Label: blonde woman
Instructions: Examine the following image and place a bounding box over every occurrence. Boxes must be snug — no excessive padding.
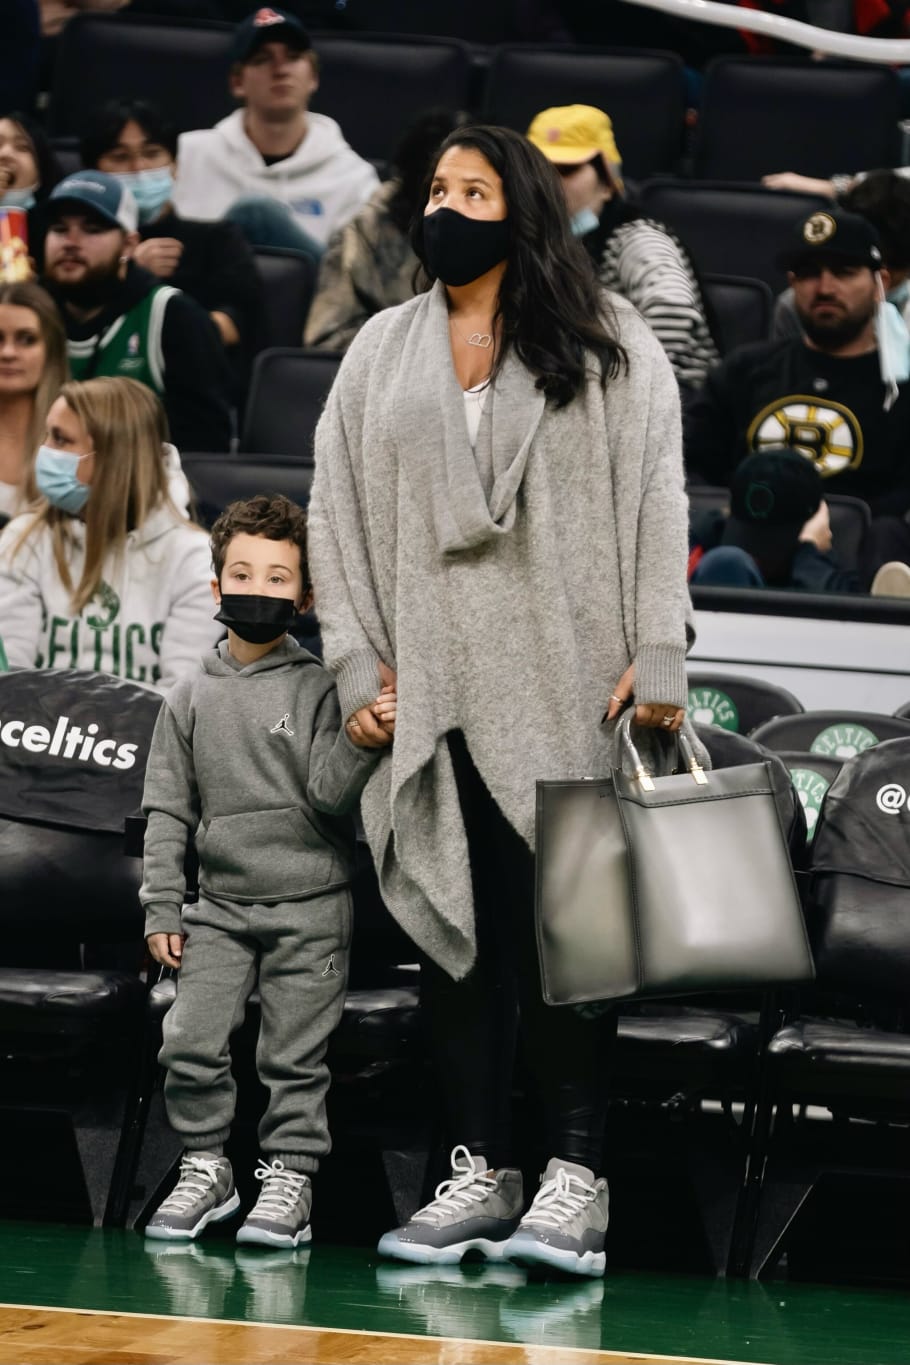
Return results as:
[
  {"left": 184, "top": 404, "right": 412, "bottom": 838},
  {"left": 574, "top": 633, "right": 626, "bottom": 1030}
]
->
[
  {"left": 0, "top": 281, "right": 68, "bottom": 522},
  {"left": 0, "top": 376, "right": 219, "bottom": 690}
]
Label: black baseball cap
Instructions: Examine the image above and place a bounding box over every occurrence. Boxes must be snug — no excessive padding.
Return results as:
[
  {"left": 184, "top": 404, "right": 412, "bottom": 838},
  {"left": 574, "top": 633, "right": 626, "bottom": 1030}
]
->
[
  {"left": 230, "top": 7, "right": 311, "bottom": 64},
  {"left": 722, "top": 449, "right": 823, "bottom": 572},
  {"left": 778, "top": 208, "right": 883, "bottom": 273}
]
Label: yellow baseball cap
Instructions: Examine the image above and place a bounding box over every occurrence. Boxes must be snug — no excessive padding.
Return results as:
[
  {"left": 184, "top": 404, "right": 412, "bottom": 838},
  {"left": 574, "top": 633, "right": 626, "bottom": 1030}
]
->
[{"left": 527, "top": 104, "right": 623, "bottom": 188}]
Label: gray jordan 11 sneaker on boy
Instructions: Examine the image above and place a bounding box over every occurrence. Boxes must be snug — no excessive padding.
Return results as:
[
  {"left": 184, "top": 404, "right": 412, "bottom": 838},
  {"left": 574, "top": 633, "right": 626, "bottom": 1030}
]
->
[
  {"left": 236, "top": 1159, "right": 313, "bottom": 1248},
  {"left": 503, "top": 1158, "right": 609, "bottom": 1277},
  {"left": 144, "top": 1153, "right": 240, "bottom": 1241},
  {"left": 377, "top": 1145, "right": 524, "bottom": 1265}
]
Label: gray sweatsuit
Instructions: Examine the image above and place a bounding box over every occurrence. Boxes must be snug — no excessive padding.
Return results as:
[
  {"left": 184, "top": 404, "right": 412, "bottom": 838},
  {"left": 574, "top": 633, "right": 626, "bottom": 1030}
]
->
[{"left": 140, "top": 636, "right": 381, "bottom": 1172}]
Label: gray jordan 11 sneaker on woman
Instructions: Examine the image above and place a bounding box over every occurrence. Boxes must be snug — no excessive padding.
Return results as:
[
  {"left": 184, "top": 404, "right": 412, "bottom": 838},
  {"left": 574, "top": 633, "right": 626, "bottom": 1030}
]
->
[
  {"left": 236, "top": 1158, "right": 312, "bottom": 1248},
  {"left": 377, "top": 1145, "right": 524, "bottom": 1265},
  {"left": 503, "top": 1158, "right": 609, "bottom": 1277},
  {"left": 144, "top": 1153, "right": 240, "bottom": 1241}
]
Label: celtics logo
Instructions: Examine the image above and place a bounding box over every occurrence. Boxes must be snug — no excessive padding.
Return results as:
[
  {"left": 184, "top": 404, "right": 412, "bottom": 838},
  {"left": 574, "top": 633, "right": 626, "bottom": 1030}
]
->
[
  {"left": 86, "top": 580, "right": 121, "bottom": 631},
  {"left": 810, "top": 724, "right": 878, "bottom": 760},
  {"left": 687, "top": 687, "right": 739, "bottom": 732},
  {"left": 789, "top": 767, "right": 831, "bottom": 841},
  {"left": 747, "top": 397, "right": 863, "bottom": 478}
]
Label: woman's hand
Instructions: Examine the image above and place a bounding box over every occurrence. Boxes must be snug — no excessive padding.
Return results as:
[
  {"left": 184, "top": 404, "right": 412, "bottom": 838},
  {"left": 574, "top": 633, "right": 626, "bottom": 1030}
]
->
[
  {"left": 606, "top": 663, "right": 685, "bottom": 732},
  {"left": 147, "top": 932, "right": 185, "bottom": 970},
  {"left": 346, "top": 661, "right": 398, "bottom": 748}
]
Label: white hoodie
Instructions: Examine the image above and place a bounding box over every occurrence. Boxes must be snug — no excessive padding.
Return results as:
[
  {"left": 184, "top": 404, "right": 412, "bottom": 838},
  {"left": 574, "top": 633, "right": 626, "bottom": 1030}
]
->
[
  {"left": 0, "top": 494, "right": 220, "bottom": 694},
  {"left": 174, "top": 110, "right": 380, "bottom": 247}
]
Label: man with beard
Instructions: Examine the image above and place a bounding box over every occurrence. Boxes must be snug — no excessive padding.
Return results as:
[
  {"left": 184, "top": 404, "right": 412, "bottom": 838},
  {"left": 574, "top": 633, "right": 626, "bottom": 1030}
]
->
[
  {"left": 685, "top": 209, "right": 910, "bottom": 583},
  {"left": 41, "top": 172, "right": 233, "bottom": 452}
]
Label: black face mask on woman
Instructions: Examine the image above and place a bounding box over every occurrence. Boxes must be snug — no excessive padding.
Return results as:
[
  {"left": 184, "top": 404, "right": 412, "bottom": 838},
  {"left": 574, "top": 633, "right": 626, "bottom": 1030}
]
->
[
  {"left": 215, "top": 594, "right": 297, "bottom": 644},
  {"left": 422, "top": 207, "right": 510, "bottom": 287}
]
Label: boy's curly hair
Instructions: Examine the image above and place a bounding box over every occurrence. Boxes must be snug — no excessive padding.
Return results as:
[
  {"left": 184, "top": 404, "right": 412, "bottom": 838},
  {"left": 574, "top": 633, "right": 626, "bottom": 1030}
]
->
[{"left": 210, "top": 494, "right": 309, "bottom": 585}]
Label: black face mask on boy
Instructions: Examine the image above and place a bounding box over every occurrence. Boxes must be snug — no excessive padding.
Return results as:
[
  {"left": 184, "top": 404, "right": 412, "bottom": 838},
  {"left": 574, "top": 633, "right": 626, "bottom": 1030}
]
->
[
  {"left": 214, "top": 594, "right": 297, "bottom": 645},
  {"left": 422, "top": 207, "right": 510, "bottom": 287}
]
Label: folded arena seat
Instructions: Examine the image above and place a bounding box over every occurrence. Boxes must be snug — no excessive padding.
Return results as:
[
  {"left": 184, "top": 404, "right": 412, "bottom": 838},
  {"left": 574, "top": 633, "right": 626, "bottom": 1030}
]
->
[
  {"left": 730, "top": 737, "right": 910, "bottom": 1280},
  {"left": 0, "top": 668, "right": 163, "bottom": 1225}
]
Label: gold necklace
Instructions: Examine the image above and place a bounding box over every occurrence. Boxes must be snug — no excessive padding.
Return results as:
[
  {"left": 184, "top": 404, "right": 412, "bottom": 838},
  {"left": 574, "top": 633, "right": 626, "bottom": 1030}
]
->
[{"left": 450, "top": 317, "right": 494, "bottom": 349}]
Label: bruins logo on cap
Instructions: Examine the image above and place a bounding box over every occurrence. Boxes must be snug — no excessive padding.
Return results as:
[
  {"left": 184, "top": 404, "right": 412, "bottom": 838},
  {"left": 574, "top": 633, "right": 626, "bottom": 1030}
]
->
[{"left": 804, "top": 212, "right": 837, "bottom": 244}]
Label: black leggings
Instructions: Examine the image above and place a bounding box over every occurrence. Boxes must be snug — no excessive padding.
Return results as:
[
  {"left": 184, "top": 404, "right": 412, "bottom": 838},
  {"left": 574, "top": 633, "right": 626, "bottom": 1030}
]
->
[{"left": 418, "top": 731, "right": 616, "bottom": 1173}]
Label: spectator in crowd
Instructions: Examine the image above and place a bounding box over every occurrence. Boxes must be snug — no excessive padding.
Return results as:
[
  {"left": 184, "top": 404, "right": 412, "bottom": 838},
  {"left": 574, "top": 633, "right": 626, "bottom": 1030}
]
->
[
  {"left": 310, "top": 124, "right": 691, "bottom": 1277},
  {"left": 41, "top": 171, "right": 233, "bottom": 452},
  {"left": 0, "top": 281, "right": 68, "bottom": 524},
  {"left": 39, "top": 1, "right": 131, "bottom": 37},
  {"left": 774, "top": 172, "right": 910, "bottom": 337},
  {"left": 0, "top": 111, "right": 62, "bottom": 214},
  {"left": 81, "top": 98, "right": 260, "bottom": 359},
  {"left": 305, "top": 108, "right": 468, "bottom": 353},
  {"left": 527, "top": 105, "right": 719, "bottom": 395},
  {"left": 173, "top": 7, "right": 379, "bottom": 261},
  {"left": 689, "top": 447, "right": 860, "bottom": 592},
  {"left": 685, "top": 209, "right": 910, "bottom": 583},
  {"left": 0, "top": 376, "right": 218, "bottom": 690}
]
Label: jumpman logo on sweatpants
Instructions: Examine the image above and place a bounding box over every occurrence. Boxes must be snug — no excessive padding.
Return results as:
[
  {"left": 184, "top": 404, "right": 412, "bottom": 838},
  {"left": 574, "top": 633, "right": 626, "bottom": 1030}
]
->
[
  {"left": 322, "top": 954, "right": 340, "bottom": 978},
  {"left": 270, "top": 713, "right": 294, "bottom": 736}
]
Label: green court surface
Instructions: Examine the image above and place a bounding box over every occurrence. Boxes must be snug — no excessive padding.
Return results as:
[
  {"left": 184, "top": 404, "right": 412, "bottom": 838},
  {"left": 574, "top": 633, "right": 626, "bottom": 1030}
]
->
[{"left": 0, "top": 1222, "right": 909, "bottom": 1364}]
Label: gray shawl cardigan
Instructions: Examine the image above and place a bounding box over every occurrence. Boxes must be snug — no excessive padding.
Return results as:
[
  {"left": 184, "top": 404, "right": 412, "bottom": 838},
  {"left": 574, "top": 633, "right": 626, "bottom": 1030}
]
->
[{"left": 309, "top": 281, "right": 692, "bottom": 979}]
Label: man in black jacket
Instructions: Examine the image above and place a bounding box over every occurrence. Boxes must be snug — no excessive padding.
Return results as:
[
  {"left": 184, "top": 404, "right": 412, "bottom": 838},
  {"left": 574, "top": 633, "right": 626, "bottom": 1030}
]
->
[
  {"left": 685, "top": 209, "right": 910, "bottom": 582},
  {"left": 41, "top": 171, "right": 233, "bottom": 452}
]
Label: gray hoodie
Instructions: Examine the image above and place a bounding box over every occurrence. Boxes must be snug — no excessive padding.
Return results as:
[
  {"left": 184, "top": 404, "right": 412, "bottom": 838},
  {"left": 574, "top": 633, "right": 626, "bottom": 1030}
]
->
[{"left": 141, "top": 636, "right": 381, "bottom": 936}]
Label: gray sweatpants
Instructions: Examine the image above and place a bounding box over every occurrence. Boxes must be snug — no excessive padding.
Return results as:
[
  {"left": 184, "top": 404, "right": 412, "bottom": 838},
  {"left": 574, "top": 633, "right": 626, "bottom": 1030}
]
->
[{"left": 159, "top": 890, "right": 351, "bottom": 1173}]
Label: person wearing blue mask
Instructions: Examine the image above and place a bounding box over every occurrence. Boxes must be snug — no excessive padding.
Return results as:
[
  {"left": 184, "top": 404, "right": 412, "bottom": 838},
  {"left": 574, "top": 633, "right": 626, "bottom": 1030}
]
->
[
  {"left": 0, "top": 375, "right": 218, "bottom": 690},
  {"left": 527, "top": 104, "right": 720, "bottom": 396},
  {"left": 81, "top": 99, "right": 259, "bottom": 358}
]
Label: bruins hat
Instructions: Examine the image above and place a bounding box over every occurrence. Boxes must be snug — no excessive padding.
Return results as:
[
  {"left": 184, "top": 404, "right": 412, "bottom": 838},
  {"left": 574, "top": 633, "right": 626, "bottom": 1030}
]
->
[{"left": 778, "top": 208, "right": 883, "bottom": 272}]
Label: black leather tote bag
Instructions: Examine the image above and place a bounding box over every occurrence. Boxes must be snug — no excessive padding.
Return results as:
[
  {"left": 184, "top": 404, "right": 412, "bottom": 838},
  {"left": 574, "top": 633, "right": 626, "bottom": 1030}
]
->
[{"left": 535, "top": 712, "right": 814, "bottom": 1006}]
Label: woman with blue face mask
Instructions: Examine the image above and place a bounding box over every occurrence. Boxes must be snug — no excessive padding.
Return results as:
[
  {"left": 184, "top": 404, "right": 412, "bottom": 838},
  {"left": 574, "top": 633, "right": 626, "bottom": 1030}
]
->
[
  {"left": 0, "top": 375, "right": 220, "bottom": 691},
  {"left": 81, "top": 98, "right": 259, "bottom": 358}
]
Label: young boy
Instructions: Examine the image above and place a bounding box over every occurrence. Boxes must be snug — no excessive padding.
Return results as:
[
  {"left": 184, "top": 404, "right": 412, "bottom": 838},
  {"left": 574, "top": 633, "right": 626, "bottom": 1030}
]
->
[{"left": 140, "top": 493, "right": 395, "bottom": 1247}]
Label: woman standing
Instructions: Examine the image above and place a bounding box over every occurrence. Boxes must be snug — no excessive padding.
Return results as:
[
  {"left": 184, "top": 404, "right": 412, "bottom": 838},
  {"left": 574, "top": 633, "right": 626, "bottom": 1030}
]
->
[
  {"left": 308, "top": 126, "right": 691, "bottom": 1278},
  {"left": 0, "top": 375, "right": 218, "bottom": 691},
  {"left": 0, "top": 281, "right": 68, "bottom": 523}
]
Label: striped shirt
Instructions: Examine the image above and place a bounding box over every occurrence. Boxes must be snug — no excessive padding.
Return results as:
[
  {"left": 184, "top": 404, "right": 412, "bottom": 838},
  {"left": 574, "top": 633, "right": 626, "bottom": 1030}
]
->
[{"left": 596, "top": 215, "right": 720, "bottom": 390}]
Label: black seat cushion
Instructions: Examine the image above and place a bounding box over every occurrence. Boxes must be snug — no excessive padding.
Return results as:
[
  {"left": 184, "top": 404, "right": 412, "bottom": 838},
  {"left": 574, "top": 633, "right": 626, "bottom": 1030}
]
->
[
  {"left": 768, "top": 1020, "right": 910, "bottom": 1106},
  {"left": 614, "top": 1005, "right": 758, "bottom": 1094},
  {"left": 0, "top": 969, "right": 146, "bottom": 1059}
]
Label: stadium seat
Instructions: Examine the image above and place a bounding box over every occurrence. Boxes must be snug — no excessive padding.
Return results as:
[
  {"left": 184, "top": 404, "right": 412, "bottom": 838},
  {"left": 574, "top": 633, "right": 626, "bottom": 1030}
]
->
[
  {"left": 252, "top": 249, "right": 317, "bottom": 352},
  {"left": 687, "top": 672, "right": 804, "bottom": 735},
  {"left": 49, "top": 14, "right": 234, "bottom": 138},
  {"left": 310, "top": 34, "right": 473, "bottom": 164},
  {"left": 701, "top": 275, "right": 772, "bottom": 355},
  {"left": 729, "top": 738, "right": 910, "bottom": 1279},
  {"left": 0, "top": 669, "right": 163, "bottom": 1226},
  {"left": 183, "top": 452, "right": 316, "bottom": 527},
  {"left": 775, "top": 752, "right": 843, "bottom": 844},
  {"left": 694, "top": 57, "right": 900, "bottom": 182},
  {"left": 750, "top": 711, "right": 910, "bottom": 758},
  {"left": 896, "top": 701, "right": 910, "bottom": 719},
  {"left": 686, "top": 489, "right": 871, "bottom": 576},
  {"left": 483, "top": 46, "right": 686, "bottom": 182},
  {"left": 608, "top": 725, "right": 806, "bottom": 1273},
  {"left": 241, "top": 347, "right": 340, "bottom": 457},
  {"left": 638, "top": 181, "right": 830, "bottom": 292}
]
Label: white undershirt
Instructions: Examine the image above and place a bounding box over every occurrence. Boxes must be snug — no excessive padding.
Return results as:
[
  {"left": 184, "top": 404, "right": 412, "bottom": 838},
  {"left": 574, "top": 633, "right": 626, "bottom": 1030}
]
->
[{"left": 463, "top": 382, "right": 489, "bottom": 449}]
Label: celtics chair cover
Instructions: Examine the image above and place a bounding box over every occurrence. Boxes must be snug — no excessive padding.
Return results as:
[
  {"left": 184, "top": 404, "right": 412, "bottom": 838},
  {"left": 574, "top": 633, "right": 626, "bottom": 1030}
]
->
[
  {"left": 687, "top": 672, "right": 804, "bottom": 736},
  {"left": 750, "top": 711, "right": 910, "bottom": 760},
  {"left": 0, "top": 669, "right": 162, "bottom": 1225}
]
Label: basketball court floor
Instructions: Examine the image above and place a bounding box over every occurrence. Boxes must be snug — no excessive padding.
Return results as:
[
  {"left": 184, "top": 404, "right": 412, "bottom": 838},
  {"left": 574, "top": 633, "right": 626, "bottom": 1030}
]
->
[{"left": 1, "top": 1223, "right": 908, "bottom": 1364}]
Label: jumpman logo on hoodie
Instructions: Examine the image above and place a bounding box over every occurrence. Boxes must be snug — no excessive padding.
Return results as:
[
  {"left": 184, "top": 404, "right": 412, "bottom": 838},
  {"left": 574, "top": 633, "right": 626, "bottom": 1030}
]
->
[{"left": 270, "top": 713, "right": 294, "bottom": 736}]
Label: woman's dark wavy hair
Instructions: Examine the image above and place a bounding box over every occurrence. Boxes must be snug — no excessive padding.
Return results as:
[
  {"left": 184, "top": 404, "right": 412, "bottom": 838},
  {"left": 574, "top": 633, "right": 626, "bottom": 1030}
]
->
[{"left": 410, "top": 124, "right": 626, "bottom": 407}]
